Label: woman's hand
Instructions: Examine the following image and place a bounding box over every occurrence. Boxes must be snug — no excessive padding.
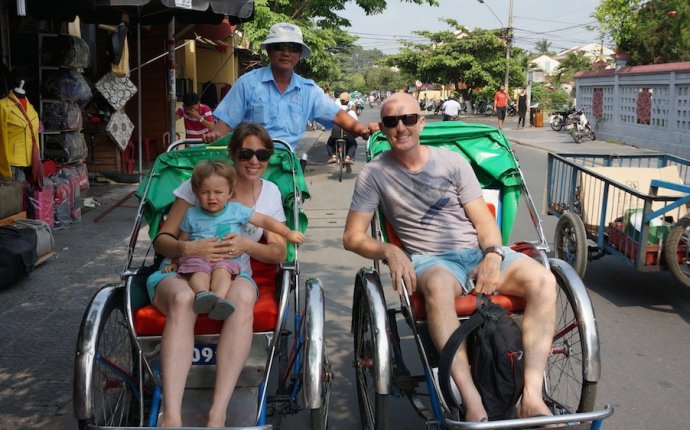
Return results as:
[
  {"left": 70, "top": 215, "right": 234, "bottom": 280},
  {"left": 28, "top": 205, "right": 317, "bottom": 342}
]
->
[
  {"left": 218, "top": 233, "right": 252, "bottom": 260},
  {"left": 183, "top": 237, "right": 230, "bottom": 263}
]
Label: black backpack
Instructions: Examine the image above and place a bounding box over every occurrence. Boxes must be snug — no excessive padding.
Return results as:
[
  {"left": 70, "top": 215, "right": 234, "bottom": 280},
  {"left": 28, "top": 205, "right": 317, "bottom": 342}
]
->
[
  {"left": 0, "top": 225, "right": 37, "bottom": 289},
  {"left": 438, "top": 293, "right": 525, "bottom": 421}
]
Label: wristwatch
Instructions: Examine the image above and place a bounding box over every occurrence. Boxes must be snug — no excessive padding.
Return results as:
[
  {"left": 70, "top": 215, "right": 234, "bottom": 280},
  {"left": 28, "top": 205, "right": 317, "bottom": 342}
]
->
[{"left": 483, "top": 246, "right": 505, "bottom": 261}]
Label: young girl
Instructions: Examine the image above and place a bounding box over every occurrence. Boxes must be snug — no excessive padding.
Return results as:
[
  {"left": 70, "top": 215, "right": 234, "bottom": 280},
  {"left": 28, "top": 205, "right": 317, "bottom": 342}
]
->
[{"left": 165, "top": 159, "right": 304, "bottom": 320}]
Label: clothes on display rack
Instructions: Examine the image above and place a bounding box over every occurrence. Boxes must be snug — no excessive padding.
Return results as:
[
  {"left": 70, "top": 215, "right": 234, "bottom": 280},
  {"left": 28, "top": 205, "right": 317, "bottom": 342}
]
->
[{"left": 0, "top": 89, "right": 40, "bottom": 179}]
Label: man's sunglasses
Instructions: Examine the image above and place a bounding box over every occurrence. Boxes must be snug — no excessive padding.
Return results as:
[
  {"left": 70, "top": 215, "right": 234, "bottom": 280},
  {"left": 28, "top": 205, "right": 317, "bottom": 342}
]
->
[
  {"left": 381, "top": 114, "right": 420, "bottom": 128},
  {"left": 270, "top": 42, "right": 303, "bottom": 53},
  {"left": 238, "top": 148, "right": 273, "bottom": 162}
]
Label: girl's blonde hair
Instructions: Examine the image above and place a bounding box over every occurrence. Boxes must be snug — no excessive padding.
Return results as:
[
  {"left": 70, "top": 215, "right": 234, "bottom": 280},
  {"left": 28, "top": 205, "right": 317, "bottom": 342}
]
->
[{"left": 190, "top": 160, "right": 236, "bottom": 195}]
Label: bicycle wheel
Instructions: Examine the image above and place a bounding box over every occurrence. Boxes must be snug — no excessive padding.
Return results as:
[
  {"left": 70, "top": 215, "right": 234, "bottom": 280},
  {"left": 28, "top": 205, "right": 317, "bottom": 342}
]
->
[
  {"left": 554, "top": 212, "right": 588, "bottom": 278},
  {"left": 78, "top": 287, "right": 140, "bottom": 429},
  {"left": 353, "top": 293, "right": 388, "bottom": 430},
  {"left": 545, "top": 269, "right": 598, "bottom": 414},
  {"left": 664, "top": 216, "right": 690, "bottom": 287}
]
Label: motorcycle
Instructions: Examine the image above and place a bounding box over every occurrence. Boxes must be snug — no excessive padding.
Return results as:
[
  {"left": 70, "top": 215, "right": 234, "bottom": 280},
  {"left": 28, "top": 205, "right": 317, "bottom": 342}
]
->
[
  {"left": 507, "top": 101, "right": 517, "bottom": 117},
  {"left": 476, "top": 100, "right": 494, "bottom": 115},
  {"left": 566, "top": 110, "right": 596, "bottom": 143},
  {"left": 550, "top": 107, "right": 577, "bottom": 131}
]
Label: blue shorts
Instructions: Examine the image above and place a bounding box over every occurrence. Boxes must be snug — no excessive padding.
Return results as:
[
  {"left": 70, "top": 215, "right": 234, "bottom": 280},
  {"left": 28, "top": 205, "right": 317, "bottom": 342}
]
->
[
  {"left": 146, "top": 263, "right": 257, "bottom": 304},
  {"left": 411, "top": 246, "right": 524, "bottom": 293}
]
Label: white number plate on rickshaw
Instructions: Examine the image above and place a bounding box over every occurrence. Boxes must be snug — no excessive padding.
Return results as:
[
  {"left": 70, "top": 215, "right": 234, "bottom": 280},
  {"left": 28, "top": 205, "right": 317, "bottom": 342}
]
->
[{"left": 193, "top": 344, "right": 217, "bottom": 365}]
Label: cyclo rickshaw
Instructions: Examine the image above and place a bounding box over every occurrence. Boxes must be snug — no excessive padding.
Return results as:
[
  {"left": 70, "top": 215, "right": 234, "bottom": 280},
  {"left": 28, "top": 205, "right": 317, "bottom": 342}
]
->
[
  {"left": 547, "top": 152, "right": 690, "bottom": 286},
  {"left": 73, "top": 138, "right": 331, "bottom": 429},
  {"left": 351, "top": 122, "right": 614, "bottom": 429}
]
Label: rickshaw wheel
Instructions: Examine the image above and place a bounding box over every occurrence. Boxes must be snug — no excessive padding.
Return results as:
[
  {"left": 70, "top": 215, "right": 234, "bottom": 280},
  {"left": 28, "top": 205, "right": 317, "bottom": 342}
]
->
[
  {"left": 353, "top": 293, "right": 388, "bottom": 430},
  {"left": 545, "top": 274, "right": 597, "bottom": 414},
  {"left": 78, "top": 288, "right": 140, "bottom": 429},
  {"left": 554, "top": 212, "right": 588, "bottom": 278},
  {"left": 664, "top": 216, "right": 690, "bottom": 288}
]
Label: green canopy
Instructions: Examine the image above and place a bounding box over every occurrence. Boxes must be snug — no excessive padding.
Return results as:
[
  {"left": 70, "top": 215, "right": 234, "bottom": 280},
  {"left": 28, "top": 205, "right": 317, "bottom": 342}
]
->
[
  {"left": 367, "top": 121, "right": 523, "bottom": 244},
  {"left": 135, "top": 135, "right": 309, "bottom": 260}
]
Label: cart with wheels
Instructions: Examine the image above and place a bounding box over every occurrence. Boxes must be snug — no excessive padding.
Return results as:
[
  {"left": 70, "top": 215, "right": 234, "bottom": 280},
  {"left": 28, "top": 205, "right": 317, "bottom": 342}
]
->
[
  {"left": 73, "top": 137, "right": 331, "bottom": 429},
  {"left": 547, "top": 152, "right": 690, "bottom": 286},
  {"left": 351, "top": 122, "right": 613, "bottom": 429}
]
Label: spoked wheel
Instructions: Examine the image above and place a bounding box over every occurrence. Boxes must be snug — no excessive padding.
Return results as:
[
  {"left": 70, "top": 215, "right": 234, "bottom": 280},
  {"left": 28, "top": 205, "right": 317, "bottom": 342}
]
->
[
  {"left": 353, "top": 294, "right": 388, "bottom": 430},
  {"left": 550, "top": 116, "right": 564, "bottom": 131},
  {"left": 554, "top": 212, "right": 588, "bottom": 278},
  {"left": 78, "top": 288, "right": 140, "bottom": 429},
  {"left": 309, "top": 352, "right": 332, "bottom": 430},
  {"left": 571, "top": 128, "right": 583, "bottom": 143},
  {"left": 545, "top": 270, "right": 598, "bottom": 414},
  {"left": 665, "top": 216, "right": 690, "bottom": 287}
]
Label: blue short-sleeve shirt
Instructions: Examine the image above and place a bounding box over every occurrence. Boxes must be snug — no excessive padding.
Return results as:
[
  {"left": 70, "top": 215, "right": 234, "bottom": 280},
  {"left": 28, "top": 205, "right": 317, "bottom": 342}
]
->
[{"left": 214, "top": 66, "right": 340, "bottom": 149}]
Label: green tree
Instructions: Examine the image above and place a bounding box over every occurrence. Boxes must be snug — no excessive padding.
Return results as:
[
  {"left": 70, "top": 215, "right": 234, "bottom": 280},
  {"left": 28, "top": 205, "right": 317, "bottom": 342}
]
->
[
  {"left": 593, "top": 0, "right": 644, "bottom": 49},
  {"left": 554, "top": 51, "right": 594, "bottom": 84},
  {"left": 364, "top": 67, "right": 410, "bottom": 92},
  {"left": 535, "top": 39, "right": 552, "bottom": 56},
  {"left": 239, "top": 0, "right": 439, "bottom": 82},
  {"left": 625, "top": 0, "right": 690, "bottom": 64},
  {"left": 380, "top": 18, "right": 520, "bottom": 93}
]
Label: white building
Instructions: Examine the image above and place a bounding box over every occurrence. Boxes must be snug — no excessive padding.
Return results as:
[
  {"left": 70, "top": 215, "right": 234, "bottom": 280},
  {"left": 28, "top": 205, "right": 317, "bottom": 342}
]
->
[
  {"left": 530, "top": 55, "right": 561, "bottom": 76},
  {"left": 556, "top": 43, "right": 614, "bottom": 62}
]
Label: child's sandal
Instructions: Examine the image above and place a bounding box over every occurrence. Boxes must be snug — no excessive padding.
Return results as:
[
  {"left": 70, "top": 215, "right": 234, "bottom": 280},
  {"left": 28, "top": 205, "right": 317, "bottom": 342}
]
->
[{"left": 193, "top": 291, "right": 219, "bottom": 314}]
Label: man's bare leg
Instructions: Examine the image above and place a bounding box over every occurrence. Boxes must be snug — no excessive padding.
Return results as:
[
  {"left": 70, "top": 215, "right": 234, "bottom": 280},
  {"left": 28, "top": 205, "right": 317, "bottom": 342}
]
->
[
  {"left": 498, "top": 259, "right": 557, "bottom": 418},
  {"left": 418, "top": 267, "right": 488, "bottom": 422}
]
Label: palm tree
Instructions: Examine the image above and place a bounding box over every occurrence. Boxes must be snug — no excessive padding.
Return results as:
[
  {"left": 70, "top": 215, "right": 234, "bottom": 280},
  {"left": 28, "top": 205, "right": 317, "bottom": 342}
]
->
[{"left": 535, "top": 39, "right": 552, "bottom": 56}]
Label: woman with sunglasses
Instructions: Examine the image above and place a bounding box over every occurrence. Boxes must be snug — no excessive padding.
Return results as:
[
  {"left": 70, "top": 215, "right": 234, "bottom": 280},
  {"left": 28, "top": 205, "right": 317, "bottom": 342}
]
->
[
  {"left": 150, "top": 122, "right": 290, "bottom": 427},
  {"left": 203, "top": 23, "right": 375, "bottom": 150}
]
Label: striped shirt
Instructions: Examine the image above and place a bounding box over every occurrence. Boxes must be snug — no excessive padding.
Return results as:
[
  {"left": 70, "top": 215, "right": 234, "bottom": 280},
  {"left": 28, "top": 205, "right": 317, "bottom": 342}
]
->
[{"left": 176, "top": 103, "right": 214, "bottom": 138}]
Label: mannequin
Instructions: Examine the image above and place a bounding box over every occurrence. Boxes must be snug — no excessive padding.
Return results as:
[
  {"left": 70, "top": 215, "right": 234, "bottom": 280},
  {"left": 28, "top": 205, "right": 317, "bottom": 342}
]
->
[{"left": 0, "top": 80, "right": 42, "bottom": 185}]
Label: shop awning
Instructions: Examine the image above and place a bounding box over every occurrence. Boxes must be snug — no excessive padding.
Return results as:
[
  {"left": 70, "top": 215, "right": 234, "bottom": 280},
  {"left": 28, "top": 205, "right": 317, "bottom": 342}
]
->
[{"left": 24, "top": 0, "right": 254, "bottom": 25}]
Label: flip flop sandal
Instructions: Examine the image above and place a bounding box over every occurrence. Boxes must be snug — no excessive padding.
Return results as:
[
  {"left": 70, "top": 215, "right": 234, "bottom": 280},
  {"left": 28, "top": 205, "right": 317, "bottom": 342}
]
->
[
  {"left": 208, "top": 298, "right": 236, "bottom": 320},
  {"left": 193, "top": 291, "right": 219, "bottom": 314}
]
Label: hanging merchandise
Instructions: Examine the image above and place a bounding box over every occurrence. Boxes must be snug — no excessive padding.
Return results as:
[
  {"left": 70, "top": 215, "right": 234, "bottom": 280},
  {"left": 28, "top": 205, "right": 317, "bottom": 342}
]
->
[
  {"left": 95, "top": 72, "right": 137, "bottom": 111},
  {"left": 41, "top": 35, "right": 90, "bottom": 69},
  {"left": 43, "top": 132, "right": 88, "bottom": 163},
  {"left": 106, "top": 109, "right": 134, "bottom": 151},
  {"left": 42, "top": 100, "right": 82, "bottom": 131},
  {"left": 42, "top": 69, "right": 93, "bottom": 108}
]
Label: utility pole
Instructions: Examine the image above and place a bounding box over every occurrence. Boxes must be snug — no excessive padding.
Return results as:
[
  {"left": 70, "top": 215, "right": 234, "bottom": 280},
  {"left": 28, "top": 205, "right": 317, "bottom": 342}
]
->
[{"left": 504, "top": 0, "right": 513, "bottom": 90}]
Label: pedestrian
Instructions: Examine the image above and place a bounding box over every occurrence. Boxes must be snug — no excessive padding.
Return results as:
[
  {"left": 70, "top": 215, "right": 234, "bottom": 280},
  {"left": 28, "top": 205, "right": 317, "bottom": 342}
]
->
[
  {"left": 343, "top": 92, "right": 557, "bottom": 423},
  {"left": 176, "top": 92, "right": 215, "bottom": 139},
  {"left": 203, "top": 23, "right": 375, "bottom": 149},
  {"left": 494, "top": 85, "right": 509, "bottom": 129},
  {"left": 516, "top": 87, "right": 527, "bottom": 128}
]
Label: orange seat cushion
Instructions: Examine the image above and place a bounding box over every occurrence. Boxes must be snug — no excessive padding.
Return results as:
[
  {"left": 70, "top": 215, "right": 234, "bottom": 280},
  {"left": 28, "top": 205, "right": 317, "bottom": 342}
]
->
[
  {"left": 410, "top": 292, "right": 525, "bottom": 320},
  {"left": 133, "top": 258, "right": 279, "bottom": 336}
]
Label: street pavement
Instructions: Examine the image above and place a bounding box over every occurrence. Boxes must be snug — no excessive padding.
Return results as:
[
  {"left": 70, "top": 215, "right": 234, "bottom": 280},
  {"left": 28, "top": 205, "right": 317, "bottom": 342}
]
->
[{"left": 0, "top": 111, "right": 676, "bottom": 429}]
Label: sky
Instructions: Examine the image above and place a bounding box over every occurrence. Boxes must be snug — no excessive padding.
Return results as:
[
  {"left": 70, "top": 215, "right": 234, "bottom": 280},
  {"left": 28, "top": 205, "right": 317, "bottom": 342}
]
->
[{"left": 338, "top": 0, "right": 605, "bottom": 55}]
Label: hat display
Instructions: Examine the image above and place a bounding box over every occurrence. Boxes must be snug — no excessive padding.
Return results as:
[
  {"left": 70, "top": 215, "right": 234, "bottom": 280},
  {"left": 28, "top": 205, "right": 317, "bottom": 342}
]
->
[{"left": 259, "top": 23, "right": 311, "bottom": 59}]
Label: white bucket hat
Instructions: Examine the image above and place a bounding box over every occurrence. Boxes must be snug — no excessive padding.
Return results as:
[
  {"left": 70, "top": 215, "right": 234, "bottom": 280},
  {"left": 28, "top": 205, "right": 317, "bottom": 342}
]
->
[{"left": 259, "top": 23, "right": 312, "bottom": 59}]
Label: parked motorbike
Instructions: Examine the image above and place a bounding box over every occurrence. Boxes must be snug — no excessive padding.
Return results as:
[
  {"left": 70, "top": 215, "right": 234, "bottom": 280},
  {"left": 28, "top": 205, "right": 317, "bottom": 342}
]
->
[
  {"left": 566, "top": 110, "right": 596, "bottom": 143},
  {"left": 550, "top": 107, "right": 577, "bottom": 131},
  {"left": 507, "top": 101, "right": 517, "bottom": 116},
  {"left": 476, "top": 100, "right": 494, "bottom": 115}
]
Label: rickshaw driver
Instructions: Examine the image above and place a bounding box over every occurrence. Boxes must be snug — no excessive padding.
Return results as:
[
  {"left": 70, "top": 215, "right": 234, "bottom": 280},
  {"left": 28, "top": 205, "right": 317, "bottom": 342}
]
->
[
  {"left": 203, "top": 23, "right": 377, "bottom": 149},
  {"left": 343, "top": 92, "right": 557, "bottom": 422}
]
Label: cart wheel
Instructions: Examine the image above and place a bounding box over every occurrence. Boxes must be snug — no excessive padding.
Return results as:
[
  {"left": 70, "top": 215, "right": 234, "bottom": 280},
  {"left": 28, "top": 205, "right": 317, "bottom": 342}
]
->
[
  {"left": 546, "top": 262, "right": 598, "bottom": 414},
  {"left": 664, "top": 216, "right": 690, "bottom": 287},
  {"left": 78, "top": 287, "right": 140, "bottom": 429},
  {"left": 353, "top": 292, "right": 388, "bottom": 430},
  {"left": 554, "top": 212, "right": 588, "bottom": 278}
]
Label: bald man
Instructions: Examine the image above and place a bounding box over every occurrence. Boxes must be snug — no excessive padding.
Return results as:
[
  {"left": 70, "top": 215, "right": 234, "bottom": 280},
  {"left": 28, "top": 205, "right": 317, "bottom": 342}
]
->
[{"left": 343, "top": 93, "right": 557, "bottom": 423}]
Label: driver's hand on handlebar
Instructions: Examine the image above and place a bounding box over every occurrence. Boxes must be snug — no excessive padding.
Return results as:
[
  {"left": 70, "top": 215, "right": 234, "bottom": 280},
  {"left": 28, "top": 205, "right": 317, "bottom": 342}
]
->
[{"left": 359, "top": 123, "right": 380, "bottom": 140}]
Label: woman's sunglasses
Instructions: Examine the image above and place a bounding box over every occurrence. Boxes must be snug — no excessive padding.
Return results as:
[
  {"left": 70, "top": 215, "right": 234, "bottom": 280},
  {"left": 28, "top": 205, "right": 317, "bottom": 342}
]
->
[
  {"left": 270, "top": 42, "right": 303, "bottom": 53},
  {"left": 381, "top": 113, "right": 420, "bottom": 128},
  {"left": 238, "top": 148, "right": 273, "bottom": 162}
]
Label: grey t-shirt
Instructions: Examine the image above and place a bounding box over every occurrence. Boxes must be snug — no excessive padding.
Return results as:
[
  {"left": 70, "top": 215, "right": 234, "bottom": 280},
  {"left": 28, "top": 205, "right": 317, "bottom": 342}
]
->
[{"left": 350, "top": 147, "right": 483, "bottom": 255}]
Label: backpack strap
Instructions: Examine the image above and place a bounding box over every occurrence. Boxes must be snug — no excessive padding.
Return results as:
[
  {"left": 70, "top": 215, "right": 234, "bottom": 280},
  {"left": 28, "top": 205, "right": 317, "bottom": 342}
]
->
[{"left": 438, "top": 294, "right": 487, "bottom": 410}]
